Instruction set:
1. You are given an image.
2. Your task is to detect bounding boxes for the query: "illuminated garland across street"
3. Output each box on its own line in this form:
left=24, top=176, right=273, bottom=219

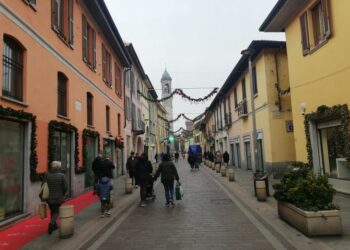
left=137, top=88, right=219, bottom=103
left=159, top=112, right=206, bottom=124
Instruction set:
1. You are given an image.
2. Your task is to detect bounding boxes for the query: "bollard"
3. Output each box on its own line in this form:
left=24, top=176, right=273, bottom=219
left=59, top=205, right=74, bottom=239
left=256, top=180, right=267, bottom=201
left=215, top=164, right=221, bottom=173
left=227, top=168, right=235, bottom=181
left=221, top=167, right=226, bottom=177
left=125, top=178, right=133, bottom=194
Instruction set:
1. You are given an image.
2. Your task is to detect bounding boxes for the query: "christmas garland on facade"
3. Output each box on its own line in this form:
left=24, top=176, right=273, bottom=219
left=170, top=127, right=194, bottom=134
left=48, top=121, right=80, bottom=174
left=138, top=88, right=219, bottom=103
left=0, top=105, right=40, bottom=182
left=304, top=104, right=350, bottom=166
left=81, top=129, right=100, bottom=174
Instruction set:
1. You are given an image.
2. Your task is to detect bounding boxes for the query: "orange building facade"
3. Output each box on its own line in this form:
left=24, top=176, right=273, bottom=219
left=0, top=0, right=129, bottom=224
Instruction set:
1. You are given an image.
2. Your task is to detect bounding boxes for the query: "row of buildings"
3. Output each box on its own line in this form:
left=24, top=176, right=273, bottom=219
left=0, top=0, right=171, bottom=225
left=198, top=0, right=350, bottom=193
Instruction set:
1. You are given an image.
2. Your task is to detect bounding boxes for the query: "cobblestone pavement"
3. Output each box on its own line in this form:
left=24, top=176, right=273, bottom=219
left=90, top=159, right=277, bottom=250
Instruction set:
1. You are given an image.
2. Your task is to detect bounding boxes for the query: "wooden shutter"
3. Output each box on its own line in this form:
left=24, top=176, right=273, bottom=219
left=109, top=54, right=112, bottom=85
left=322, top=0, right=331, bottom=38
left=102, top=45, right=106, bottom=82
left=82, top=15, right=87, bottom=62
left=299, top=13, right=310, bottom=54
left=92, top=30, right=96, bottom=69
left=68, top=0, right=74, bottom=45
left=52, top=0, right=58, bottom=30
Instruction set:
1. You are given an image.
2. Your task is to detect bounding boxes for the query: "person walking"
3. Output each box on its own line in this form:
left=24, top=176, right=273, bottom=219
left=223, top=151, right=230, bottom=167
left=154, top=153, right=180, bottom=207
left=101, top=155, right=115, bottom=179
left=97, top=176, right=113, bottom=217
left=92, top=151, right=104, bottom=194
left=154, top=153, right=158, bottom=163
left=46, top=161, right=68, bottom=235
left=188, top=153, right=195, bottom=170
left=126, top=151, right=138, bottom=186
left=215, top=150, right=222, bottom=169
left=135, top=153, right=153, bottom=207
left=174, top=151, right=179, bottom=163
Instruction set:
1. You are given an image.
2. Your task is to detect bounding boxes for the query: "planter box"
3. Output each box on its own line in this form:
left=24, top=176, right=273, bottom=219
left=277, top=202, right=342, bottom=236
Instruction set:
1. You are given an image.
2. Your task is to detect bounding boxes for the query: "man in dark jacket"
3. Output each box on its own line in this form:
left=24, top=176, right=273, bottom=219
left=126, top=151, right=138, bottom=186
left=135, top=153, right=153, bottom=207
left=223, top=151, right=230, bottom=166
left=154, top=153, right=180, bottom=207
left=101, top=156, right=115, bottom=179
left=92, top=151, right=104, bottom=194
left=47, top=161, right=68, bottom=234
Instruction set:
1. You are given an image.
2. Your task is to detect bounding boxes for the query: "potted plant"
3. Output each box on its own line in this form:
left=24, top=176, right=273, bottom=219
left=273, top=162, right=342, bottom=236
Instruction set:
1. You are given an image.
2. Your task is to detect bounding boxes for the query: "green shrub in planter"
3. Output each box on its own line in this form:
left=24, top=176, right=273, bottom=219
left=273, top=162, right=337, bottom=211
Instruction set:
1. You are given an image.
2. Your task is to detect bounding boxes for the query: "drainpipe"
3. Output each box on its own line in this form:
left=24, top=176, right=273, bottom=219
left=274, top=53, right=281, bottom=111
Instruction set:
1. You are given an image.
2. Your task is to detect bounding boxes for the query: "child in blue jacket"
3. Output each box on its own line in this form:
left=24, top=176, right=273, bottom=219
left=97, top=176, right=113, bottom=217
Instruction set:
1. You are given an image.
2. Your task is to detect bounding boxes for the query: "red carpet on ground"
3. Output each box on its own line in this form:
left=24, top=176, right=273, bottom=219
left=0, top=191, right=98, bottom=250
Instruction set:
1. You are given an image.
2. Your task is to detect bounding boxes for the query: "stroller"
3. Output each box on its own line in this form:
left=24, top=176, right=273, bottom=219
left=145, top=175, right=156, bottom=201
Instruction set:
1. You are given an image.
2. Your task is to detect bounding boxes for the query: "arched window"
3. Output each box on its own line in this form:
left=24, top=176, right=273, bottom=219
left=87, top=92, right=93, bottom=126
left=57, top=72, right=68, bottom=116
left=164, top=84, right=169, bottom=94
left=2, top=35, right=24, bottom=101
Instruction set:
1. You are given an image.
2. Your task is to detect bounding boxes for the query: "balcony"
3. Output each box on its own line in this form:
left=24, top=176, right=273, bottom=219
left=132, top=120, right=145, bottom=135
left=224, top=113, right=232, bottom=127
left=238, top=99, right=248, bottom=118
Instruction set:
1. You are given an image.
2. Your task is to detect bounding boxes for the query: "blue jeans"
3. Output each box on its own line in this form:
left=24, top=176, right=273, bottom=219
left=162, top=180, right=174, bottom=203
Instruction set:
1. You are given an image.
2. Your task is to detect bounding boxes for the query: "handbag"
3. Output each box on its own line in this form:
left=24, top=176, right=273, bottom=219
left=175, top=184, right=183, bottom=200
left=39, top=181, right=49, bottom=202
left=38, top=203, right=47, bottom=219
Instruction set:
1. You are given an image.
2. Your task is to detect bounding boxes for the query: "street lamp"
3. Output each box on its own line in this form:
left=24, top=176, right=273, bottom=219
left=241, top=48, right=260, bottom=173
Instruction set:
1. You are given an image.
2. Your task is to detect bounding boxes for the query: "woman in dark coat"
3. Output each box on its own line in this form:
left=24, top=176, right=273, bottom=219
left=46, top=161, right=68, bottom=234
left=135, top=153, right=153, bottom=207
left=154, top=153, right=180, bottom=207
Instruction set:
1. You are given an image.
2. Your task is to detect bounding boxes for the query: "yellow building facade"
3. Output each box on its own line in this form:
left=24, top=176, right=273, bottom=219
left=261, top=0, right=350, bottom=191
left=204, top=41, right=295, bottom=176
left=156, top=103, right=168, bottom=155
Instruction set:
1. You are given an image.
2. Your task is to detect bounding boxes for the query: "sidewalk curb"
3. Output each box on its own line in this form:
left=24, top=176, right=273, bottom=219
left=203, top=166, right=334, bottom=250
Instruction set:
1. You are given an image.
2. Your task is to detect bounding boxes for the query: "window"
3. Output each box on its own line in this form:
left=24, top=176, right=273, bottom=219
left=51, top=0, right=74, bottom=46
left=102, top=45, right=112, bottom=86
left=299, top=0, right=331, bottom=55
left=252, top=66, right=258, bottom=95
left=117, top=113, right=121, bottom=135
left=87, top=92, right=93, bottom=126
left=115, top=64, right=122, bottom=97
left=311, top=0, right=331, bottom=45
left=130, top=71, right=134, bottom=94
left=2, top=36, right=24, bottom=101
left=57, top=73, right=68, bottom=116
left=233, top=87, right=238, bottom=108
left=82, top=16, right=96, bottom=70
left=300, top=13, right=310, bottom=53
left=242, top=78, right=246, bottom=99
left=106, top=105, right=110, bottom=132
left=126, top=97, right=131, bottom=121
left=137, top=80, right=140, bottom=99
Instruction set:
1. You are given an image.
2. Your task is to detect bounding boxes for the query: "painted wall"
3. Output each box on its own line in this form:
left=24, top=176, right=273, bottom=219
left=284, top=0, right=350, bottom=162
left=0, top=1, right=127, bottom=216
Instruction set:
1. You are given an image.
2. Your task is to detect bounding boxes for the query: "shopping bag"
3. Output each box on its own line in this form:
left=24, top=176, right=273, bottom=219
left=175, top=184, right=183, bottom=200
left=38, top=203, right=47, bottom=219
left=179, top=185, right=184, bottom=198
left=39, top=181, right=49, bottom=202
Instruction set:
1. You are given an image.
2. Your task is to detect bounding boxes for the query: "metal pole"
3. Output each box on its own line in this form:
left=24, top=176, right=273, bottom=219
left=248, top=56, right=259, bottom=173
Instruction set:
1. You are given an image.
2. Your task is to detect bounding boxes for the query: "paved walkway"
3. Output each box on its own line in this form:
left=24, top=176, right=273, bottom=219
left=84, top=159, right=280, bottom=250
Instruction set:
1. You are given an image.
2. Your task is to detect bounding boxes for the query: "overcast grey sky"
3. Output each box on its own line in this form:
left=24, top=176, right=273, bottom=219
left=105, top=0, right=284, bottom=130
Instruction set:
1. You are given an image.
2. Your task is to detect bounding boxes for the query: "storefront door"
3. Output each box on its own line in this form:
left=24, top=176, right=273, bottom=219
left=0, top=119, right=24, bottom=222
left=85, top=136, right=97, bottom=188
left=245, top=141, right=252, bottom=170
left=103, top=139, right=115, bottom=177
left=234, top=143, right=241, bottom=168
left=53, top=131, right=72, bottom=197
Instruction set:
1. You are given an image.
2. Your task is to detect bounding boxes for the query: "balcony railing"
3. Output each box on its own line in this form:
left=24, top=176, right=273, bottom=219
left=237, top=99, right=248, bottom=118
left=132, top=120, right=145, bottom=135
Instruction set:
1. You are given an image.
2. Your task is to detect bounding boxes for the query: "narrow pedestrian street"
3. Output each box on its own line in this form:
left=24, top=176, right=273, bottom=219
left=85, top=159, right=276, bottom=250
